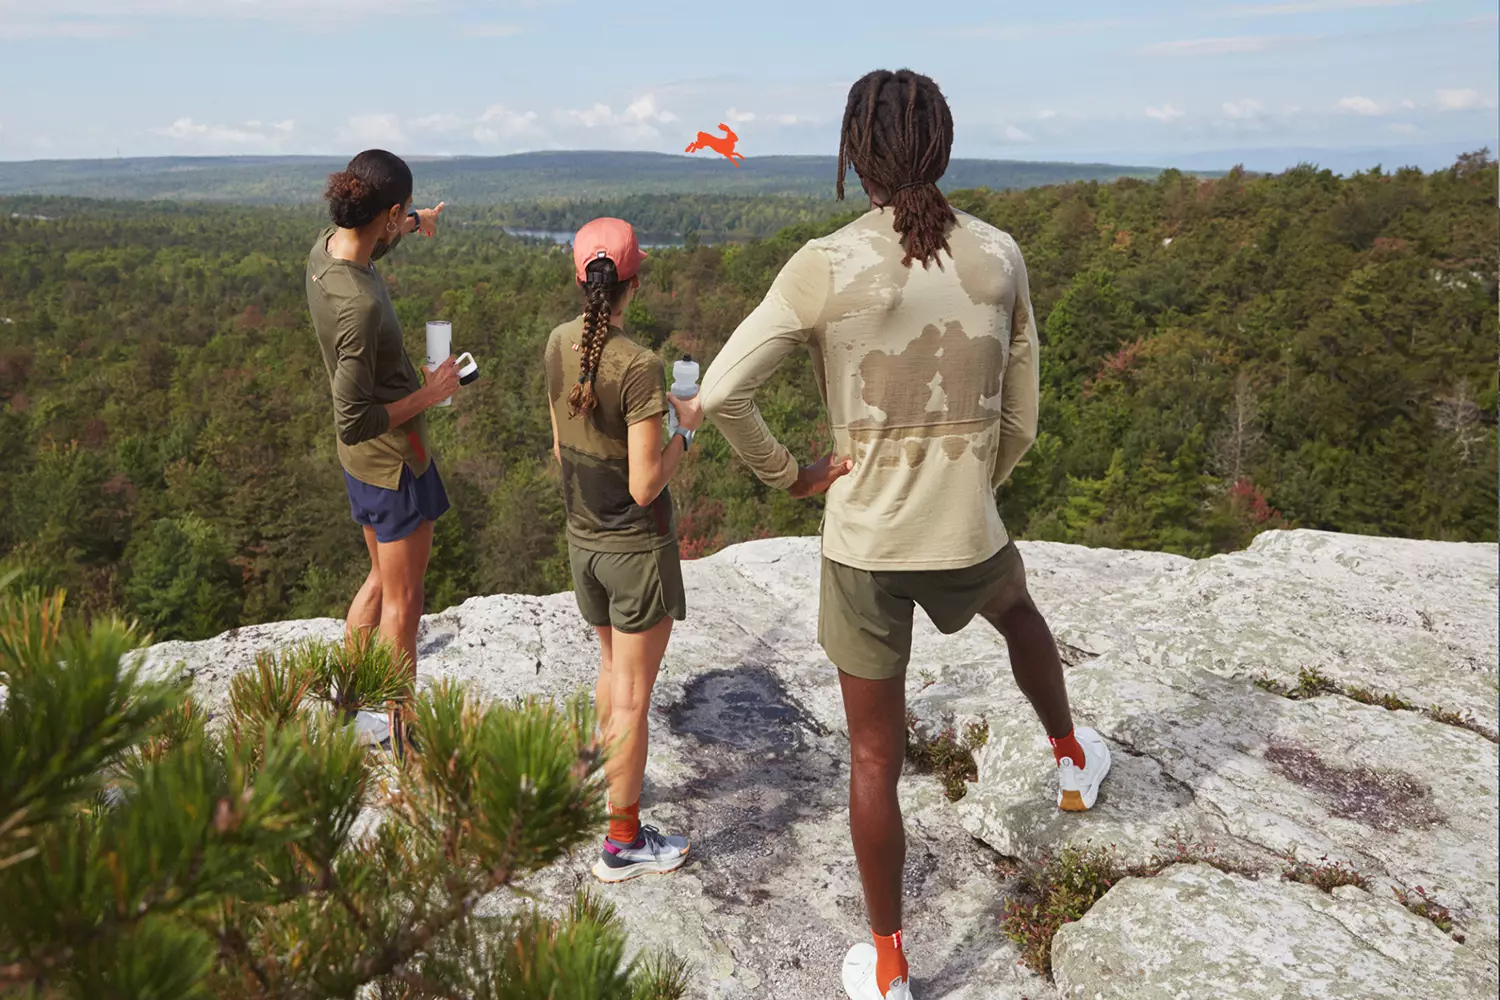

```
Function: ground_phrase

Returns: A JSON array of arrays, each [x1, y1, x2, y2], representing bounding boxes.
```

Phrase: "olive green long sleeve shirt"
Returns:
[[699, 208, 1039, 571], [306, 229, 432, 489]]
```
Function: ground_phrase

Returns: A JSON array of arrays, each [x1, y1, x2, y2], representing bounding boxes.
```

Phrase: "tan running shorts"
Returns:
[[569, 543, 687, 634], [818, 542, 1025, 680]]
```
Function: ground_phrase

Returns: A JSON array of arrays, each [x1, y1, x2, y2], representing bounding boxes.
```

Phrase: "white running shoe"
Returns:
[[591, 825, 690, 883], [1057, 726, 1111, 811], [354, 709, 389, 746], [841, 942, 914, 1000]]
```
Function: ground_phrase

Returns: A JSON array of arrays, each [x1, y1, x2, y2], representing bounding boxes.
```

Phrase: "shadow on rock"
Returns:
[[659, 666, 850, 908]]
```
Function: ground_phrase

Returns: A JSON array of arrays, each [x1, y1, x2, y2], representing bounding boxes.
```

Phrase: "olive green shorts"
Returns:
[[568, 543, 687, 634], [818, 542, 1026, 680]]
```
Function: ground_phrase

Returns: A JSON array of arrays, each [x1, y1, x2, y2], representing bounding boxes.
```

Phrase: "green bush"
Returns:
[[0, 575, 686, 999]]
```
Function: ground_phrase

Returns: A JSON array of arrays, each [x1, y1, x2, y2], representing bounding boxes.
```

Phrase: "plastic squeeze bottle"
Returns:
[[668, 355, 700, 438]]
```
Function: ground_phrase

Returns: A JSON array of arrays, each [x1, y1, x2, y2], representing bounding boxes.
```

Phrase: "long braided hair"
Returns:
[[567, 255, 634, 418], [836, 69, 957, 268]]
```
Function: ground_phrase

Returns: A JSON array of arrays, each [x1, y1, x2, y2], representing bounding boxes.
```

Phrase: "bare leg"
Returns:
[[345, 526, 382, 644], [374, 520, 435, 703], [594, 626, 615, 740], [837, 669, 907, 936], [602, 616, 672, 812], [979, 577, 1073, 738]]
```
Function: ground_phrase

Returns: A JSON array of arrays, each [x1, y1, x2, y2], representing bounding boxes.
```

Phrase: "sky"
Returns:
[[0, 0, 1495, 171]]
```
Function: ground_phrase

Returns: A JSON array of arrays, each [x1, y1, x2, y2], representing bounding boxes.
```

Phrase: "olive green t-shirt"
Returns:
[[544, 317, 675, 552], [306, 228, 432, 489]]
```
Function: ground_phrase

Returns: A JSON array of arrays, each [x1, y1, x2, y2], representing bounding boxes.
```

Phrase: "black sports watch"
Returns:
[[407, 208, 421, 232], [675, 428, 694, 451]]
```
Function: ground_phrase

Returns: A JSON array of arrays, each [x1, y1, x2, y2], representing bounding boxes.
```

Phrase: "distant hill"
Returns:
[[0, 151, 1172, 204]]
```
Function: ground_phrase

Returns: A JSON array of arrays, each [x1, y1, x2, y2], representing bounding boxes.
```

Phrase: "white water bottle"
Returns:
[[668, 356, 699, 438], [671, 356, 700, 399], [425, 320, 454, 407]]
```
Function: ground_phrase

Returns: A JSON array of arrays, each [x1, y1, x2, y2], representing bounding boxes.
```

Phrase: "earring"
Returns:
[[387, 220, 398, 233]]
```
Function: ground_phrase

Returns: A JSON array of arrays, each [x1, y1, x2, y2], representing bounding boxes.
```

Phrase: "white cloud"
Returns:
[[1003, 125, 1034, 142], [0, 1, 445, 37], [1388, 122, 1419, 134], [1436, 88, 1489, 111], [338, 113, 406, 146], [272, 119, 295, 132], [1145, 104, 1185, 122], [1223, 0, 1429, 14], [0, 19, 135, 39], [152, 117, 273, 145], [566, 94, 678, 132], [1037, 109, 1059, 120], [928, 18, 1127, 41], [1335, 95, 1387, 116], [1139, 35, 1306, 56], [726, 108, 756, 123], [567, 104, 618, 129], [411, 113, 465, 133], [626, 95, 677, 124], [1221, 98, 1265, 119], [774, 114, 803, 125], [0, 0, 443, 17], [465, 22, 524, 38], [473, 104, 543, 144]]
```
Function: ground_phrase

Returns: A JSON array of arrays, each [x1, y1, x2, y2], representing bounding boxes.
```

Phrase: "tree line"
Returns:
[[0, 152, 1494, 641]]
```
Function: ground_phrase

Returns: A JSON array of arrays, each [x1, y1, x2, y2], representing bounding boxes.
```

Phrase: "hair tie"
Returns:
[[894, 180, 927, 193]]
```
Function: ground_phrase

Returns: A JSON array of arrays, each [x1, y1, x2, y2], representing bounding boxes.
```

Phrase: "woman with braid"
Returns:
[[700, 70, 1111, 999], [544, 217, 702, 883]]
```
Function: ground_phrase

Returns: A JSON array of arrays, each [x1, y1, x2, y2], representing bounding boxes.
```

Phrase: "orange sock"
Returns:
[[1050, 730, 1086, 770], [872, 929, 908, 995], [607, 800, 640, 845]]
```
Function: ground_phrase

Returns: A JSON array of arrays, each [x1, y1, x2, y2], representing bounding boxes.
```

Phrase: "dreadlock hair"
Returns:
[[837, 69, 958, 269], [567, 256, 634, 418]]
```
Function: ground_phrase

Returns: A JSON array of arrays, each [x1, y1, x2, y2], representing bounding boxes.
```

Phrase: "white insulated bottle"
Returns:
[[425, 321, 454, 407], [668, 355, 699, 438]]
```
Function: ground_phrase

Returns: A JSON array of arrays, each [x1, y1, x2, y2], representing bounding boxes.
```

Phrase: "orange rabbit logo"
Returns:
[[685, 123, 745, 167]]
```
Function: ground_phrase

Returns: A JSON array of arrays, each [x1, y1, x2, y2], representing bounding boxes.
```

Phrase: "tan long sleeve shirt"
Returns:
[[700, 208, 1039, 572]]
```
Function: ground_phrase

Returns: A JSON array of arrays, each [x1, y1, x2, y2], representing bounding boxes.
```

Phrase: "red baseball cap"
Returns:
[[573, 217, 648, 282]]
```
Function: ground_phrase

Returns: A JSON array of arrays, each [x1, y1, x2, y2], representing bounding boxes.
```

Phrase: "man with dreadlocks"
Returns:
[[700, 70, 1111, 999]]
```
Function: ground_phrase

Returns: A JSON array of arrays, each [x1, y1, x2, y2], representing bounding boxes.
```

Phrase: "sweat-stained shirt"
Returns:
[[544, 317, 676, 553], [306, 228, 432, 490], [699, 207, 1039, 572]]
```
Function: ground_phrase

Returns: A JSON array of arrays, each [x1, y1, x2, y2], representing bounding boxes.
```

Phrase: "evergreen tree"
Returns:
[[0, 574, 687, 999]]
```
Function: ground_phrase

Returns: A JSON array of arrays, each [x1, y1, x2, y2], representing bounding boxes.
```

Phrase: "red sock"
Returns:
[[1050, 730, 1086, 770], [607, 800, 640, 845], [872, 929, 908, 996]]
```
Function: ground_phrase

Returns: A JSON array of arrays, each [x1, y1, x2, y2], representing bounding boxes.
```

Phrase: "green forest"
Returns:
[[0, 152, 1495, 642], [0, 151, 1165, 204]]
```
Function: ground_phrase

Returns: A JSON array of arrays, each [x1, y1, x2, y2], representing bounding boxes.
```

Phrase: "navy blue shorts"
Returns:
[[345, 463, 450, 543]]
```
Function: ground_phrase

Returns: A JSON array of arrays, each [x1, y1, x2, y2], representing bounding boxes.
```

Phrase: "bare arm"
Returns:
[[628, 418, 689, 507], [992, 244, 1040, 488]]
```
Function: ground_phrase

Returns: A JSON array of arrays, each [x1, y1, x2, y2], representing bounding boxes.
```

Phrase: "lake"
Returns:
[[506, 228, 701, 249]]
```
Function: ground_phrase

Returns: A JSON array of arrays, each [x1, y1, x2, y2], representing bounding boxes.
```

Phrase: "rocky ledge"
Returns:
[[144, 529, 1499, 999]]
